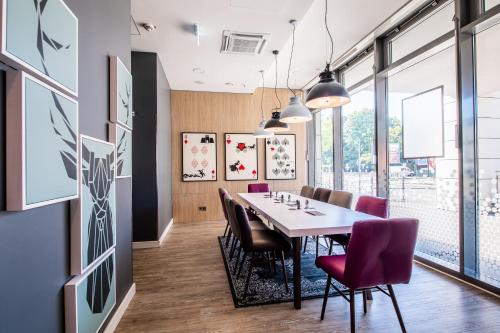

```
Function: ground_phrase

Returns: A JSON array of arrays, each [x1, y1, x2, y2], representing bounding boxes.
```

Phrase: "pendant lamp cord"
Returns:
[[274, 51, 281, 110], [325, 0, 334, 66], [260, 70, 265, 120], [286, 21, 297, 97]]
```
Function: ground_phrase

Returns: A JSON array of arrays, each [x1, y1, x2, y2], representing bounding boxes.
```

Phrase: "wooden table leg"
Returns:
[[292, 237, 302, 309]]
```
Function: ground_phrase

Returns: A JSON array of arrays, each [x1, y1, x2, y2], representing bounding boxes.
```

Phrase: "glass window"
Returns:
[[474, 21, 500, 288], [314, 109, 334, 188], [389, 1, 454, 63], [342, 53, 374, 89], [485, 0, 500, 10], [341, 82, 376, 205], [387, 43, 459, 270]]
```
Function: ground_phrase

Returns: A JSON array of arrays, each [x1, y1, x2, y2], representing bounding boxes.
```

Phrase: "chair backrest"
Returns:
[[355, 195, 388, 218], [224, 196, 240, 239], [313, 187, 332, 203], [300, 185, 315, 199], [231, 200, 253, 251], [218, 188, 230, 221], [328, 190, 353, 209], [248, 183, 270, 193], [344, 218, 419, 290]]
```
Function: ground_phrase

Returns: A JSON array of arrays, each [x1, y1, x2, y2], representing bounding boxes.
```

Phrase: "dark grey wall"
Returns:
[[0, 1, 132, 332], [131, 52, 172, 242], [156, 57, 173, 237]]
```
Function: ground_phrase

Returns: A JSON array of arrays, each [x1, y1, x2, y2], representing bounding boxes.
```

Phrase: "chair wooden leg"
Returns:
[[350, 290, 356, 333], [362, 290, 367, 314], [233, 247, 242, 274], [328, 238, 334, 255], [320, 275, 331, 320], [223, 222, 229, 236], [303, 236, 308, 253], [243, 257, 254, 299], [279, 251, 289, 293], [237, 252, 247, 278], [225, 230, 232, 247], [387, 285, 407, 333], [230, 238, 238, 259]]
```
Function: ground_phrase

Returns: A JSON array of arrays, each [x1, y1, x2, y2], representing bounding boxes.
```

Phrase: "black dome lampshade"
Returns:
[[305, 64, 351, 109], [264, 111, 289, 132]]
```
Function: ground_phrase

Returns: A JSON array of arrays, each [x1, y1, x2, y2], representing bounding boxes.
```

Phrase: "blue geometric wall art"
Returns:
[[65, 249, 116, 333], [110, 56, 133, 130], [0, 0, 78, 96], [6, 70, 79, 211], [71, 135, 116, 275]]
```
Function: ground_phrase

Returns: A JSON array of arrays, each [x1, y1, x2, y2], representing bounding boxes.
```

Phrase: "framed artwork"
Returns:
[[71, 135, 116, 275], [402, 86, 445, 159], [65, 249, 116, 333], [109, 123, 132, 178], [110, 56, 133, 130], [6, 70, 78, 211], [265, 134, 296, 180], [182, 132, 217, 182], [224, 133, 258, 181], [0, 0, 78, 96]]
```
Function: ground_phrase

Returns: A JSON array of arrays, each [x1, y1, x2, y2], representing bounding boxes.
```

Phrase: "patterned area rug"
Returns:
[[218, 235, 349, 307]]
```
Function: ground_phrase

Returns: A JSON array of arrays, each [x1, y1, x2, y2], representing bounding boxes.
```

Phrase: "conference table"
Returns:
[[238, 191, 381, 310]]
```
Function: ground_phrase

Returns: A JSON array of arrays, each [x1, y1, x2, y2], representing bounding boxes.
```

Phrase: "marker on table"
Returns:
[[296, 199, 301, 210]]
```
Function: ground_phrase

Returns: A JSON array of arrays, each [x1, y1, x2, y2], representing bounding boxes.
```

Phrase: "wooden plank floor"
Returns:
[[116, 220, 500, 333]]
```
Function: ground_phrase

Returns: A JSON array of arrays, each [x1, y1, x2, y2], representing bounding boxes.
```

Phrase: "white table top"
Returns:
[[238, 192, 381, 238]]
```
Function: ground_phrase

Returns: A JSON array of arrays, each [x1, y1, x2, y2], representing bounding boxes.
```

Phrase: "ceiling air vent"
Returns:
[[220, 30, 269, 55]]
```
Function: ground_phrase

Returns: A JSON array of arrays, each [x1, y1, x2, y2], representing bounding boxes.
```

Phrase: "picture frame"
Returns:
[[110, 56, 133, 130], [6, 70, 79, 211], [109, 123, 132, 178], [71, 135, 116, 275], [265, 134, 297, 180], [182, 132, 217, 182], [0, 0, 79, 97], [224, 133, 258, 181]]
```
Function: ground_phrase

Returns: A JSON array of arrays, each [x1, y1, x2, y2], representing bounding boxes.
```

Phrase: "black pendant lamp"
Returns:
[[305, 0, 351, 109], [265, 50, 289, 132]]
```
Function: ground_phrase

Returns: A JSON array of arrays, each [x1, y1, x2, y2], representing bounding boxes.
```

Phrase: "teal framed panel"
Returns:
[[110, 56, 133, 130], [109, 123, 132, 178], [0, 0, 78, 96], [6, 70, 79, 211], [65, 249, 116, 333], [71, 135, 116, 275]]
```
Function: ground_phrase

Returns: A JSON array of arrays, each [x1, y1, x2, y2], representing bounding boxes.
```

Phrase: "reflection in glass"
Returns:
[[314, 109, 334, 188]]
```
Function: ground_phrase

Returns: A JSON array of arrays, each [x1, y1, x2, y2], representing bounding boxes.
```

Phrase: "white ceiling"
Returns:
[[131, 0, 409, 93]]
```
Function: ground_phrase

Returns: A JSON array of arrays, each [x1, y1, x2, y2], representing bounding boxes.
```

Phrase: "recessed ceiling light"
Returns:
[[192, 67, 205, 74], [194, 80, 204, 85]]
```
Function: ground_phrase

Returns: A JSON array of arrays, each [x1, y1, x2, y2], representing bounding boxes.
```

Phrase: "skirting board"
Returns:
[[103, 283, 136, 333], [132, 218, 173, 249]]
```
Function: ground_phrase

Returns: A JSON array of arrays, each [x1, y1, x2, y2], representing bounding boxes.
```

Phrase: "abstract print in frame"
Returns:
[[224, 133, 258, 181], [65, 249, 116, 333], [71, 135, 116, 275], [265, 134, 296, 180], [109, 123, 132, 178], [182, 132, 217, 182], [6, 71, 78, 211], [0, 0, 78, 96], [110, 56, 133, 130]]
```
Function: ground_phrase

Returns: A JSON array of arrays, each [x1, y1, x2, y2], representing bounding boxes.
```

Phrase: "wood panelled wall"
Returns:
[[171, 88, 307, 222]]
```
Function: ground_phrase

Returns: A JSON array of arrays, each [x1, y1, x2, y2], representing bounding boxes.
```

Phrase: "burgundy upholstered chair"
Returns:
[[316, 218, 419, 333], [327, 195, 388, 254], [231, 200, 290, 298], [248, 183, 270, 193]]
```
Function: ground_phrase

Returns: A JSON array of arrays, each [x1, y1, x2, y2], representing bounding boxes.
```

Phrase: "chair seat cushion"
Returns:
[[249, 219, 269, 230], [315, 255, 347, 283], [327, 233, 350, 246], [251, 229, 291, 252]]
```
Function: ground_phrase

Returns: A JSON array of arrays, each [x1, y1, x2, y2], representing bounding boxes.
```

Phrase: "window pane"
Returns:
[[388, 43, 459, 270], [342, 83, 376, 205], [343, 54, 374, 89], [314, 109, 334, 188], [475, 21, 500, 288], [390, 1, 454, 63], [485, 0, 500, 10]]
